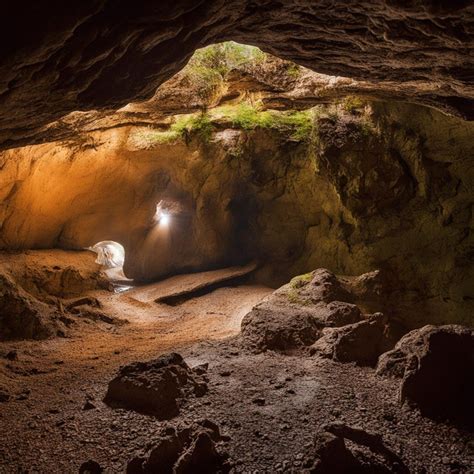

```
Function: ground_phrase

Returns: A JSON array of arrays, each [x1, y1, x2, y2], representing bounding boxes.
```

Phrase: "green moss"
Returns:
[[342, 95, 365, 114], [211, 103, 315, 142], [162, 113, 215, 142], [134, 113, 215, 146], [276, 111, 313, 141], [286, 63, 301, 78], [137, 104, 319, 148], [290, 272, 313, 289]]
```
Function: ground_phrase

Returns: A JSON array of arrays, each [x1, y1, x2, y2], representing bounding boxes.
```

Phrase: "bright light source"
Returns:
[[160, 212, 170, 226]]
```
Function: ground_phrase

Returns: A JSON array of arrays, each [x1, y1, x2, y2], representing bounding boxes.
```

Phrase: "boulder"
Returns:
[[241, 305, 321, 353], [104, 353, 207, 418], [240, 269, 362, 352], [127, 420, 229, 474], [376, 325, 474, 428], [310, 313, 393, 366]]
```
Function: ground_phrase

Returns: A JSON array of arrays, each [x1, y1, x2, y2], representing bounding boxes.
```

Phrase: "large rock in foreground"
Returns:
[[104, 353, 208, 419], [126, 419, 230, 474], [376, 325, 474, 429], [241, 269, 371, 353]]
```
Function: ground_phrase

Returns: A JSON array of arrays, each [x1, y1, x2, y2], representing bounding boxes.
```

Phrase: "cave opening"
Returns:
[[0, 9, 473, 472]]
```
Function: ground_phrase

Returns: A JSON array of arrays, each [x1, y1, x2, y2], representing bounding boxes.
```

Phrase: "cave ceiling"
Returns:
[[0, 0, 473, 149]]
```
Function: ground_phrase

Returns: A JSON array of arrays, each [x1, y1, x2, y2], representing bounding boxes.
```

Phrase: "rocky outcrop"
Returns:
[[1, 1, 473, 149], [0, 271, 58, 340], [126, 420, 230, 473], [0, 250, 113, 340], [104, 353, 208, 418], [241, 269, 367, 353], [0, 251, 110, 300], [376, 325, 474, 429], [310, 313, 394, 366]]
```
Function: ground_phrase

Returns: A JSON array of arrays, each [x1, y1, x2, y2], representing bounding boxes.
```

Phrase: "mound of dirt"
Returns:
[[376, 324, 474, 429], [104, 353, 208, 418], [126, 419, 230, 473]]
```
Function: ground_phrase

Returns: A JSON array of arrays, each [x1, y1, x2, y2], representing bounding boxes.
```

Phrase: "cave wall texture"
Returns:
[[1, 0, 473, 149], [0, 100, 472, 329]]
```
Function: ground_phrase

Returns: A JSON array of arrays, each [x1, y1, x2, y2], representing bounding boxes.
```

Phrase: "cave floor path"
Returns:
[[0, 279, 272, 472]]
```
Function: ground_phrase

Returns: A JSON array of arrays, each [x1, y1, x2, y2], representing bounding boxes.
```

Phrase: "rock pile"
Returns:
[[126, 419, 230, 473], [241, 269, 394, 365]]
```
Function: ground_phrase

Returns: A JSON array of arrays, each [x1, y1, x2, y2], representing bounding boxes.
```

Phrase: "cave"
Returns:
[[0, 3, 473, 473]]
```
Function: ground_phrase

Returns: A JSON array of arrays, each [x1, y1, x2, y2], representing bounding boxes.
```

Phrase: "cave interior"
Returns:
[[0, 2, 473, 473]]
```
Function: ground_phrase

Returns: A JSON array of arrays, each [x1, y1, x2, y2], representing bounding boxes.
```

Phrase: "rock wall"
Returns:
[[0, 100, 473, 328]]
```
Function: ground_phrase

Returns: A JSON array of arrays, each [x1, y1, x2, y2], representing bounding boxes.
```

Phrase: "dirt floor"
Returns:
[[0, 280, 473, 473]]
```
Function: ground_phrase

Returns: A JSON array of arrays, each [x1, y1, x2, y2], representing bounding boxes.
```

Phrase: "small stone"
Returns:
[[5, 350, 18, 361], [219, 370, 232, 377], [0, 389, 10, 402], [83, 400, 96, 410], [193, 363, 209, 375], [252, 397, 266, 406], [16, 390, 30, 401]]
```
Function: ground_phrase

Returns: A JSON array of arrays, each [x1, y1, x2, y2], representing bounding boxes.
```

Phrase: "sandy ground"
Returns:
[[0, 283, 473, 473], [0, 284, 272, 473]]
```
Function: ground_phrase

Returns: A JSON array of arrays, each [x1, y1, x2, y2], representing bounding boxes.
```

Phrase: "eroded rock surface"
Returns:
[[310, 313, 394, 366], [0, 271, 59, 340], [0, 250, 113, 340], [376, 324, 474, 428], [104, 353, 208, 418], [241, 269, 369, 353]]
